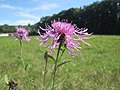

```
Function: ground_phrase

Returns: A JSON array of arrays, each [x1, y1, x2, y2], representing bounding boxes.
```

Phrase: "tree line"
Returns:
[[0, 0, 120, 35], [36, 0, 120, 35], [0, 24, 37, 35]]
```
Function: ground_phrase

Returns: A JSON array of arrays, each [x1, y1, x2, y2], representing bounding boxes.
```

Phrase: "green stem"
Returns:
[[52, 43, 62, 90], [43, 59, 47, 90], [19, 38, 25, 70]]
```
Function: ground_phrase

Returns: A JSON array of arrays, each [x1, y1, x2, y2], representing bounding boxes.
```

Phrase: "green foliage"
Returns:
[[0, 24, 38, 35], [0, 24, 16, 33], [0, 35, 120, 90]]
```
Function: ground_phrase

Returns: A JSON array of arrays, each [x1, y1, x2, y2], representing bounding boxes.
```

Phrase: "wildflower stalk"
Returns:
[[52, 42, 62, 90], [43, 52, 48, 90], [19, 38, 25, 70], [43, 61, 47, 90]]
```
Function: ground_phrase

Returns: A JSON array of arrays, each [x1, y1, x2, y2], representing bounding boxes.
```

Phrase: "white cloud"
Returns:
[[0, 2, 58, 25], [0, 20, 11, 25], [14, 20, 35, 25], [0, 2, 58, 11], [18, 11, 39, 20], [0, 19, 36, 25], [32, 3, 58, 11], [41, 3, 58, 10], [0, 4, 15, 9]]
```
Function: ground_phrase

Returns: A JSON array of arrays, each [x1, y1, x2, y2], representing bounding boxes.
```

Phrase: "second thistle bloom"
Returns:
[[38, 19, 91, 56], [12, 27, 30, 41]]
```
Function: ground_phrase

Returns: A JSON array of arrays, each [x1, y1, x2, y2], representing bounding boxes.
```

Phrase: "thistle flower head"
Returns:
[[12, 27, 30, 41], [38, 19, 91, 56]]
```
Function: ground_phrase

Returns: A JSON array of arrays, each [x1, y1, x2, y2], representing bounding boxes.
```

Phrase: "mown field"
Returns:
[[0, 35, 120, 90]]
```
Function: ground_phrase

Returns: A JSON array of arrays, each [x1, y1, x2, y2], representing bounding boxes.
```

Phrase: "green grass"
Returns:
[[0, 35, 120, 90]]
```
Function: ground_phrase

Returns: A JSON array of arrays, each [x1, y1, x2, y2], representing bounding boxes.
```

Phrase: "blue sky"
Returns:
[[0, 0, 101, 25]]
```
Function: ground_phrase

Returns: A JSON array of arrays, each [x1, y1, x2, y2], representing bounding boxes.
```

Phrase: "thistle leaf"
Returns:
[[57, 60, 71, 68], [59, 49, 65, 60], [25, 64, 31, 71], [4, 74, 9, 85], [48, 55, 55, 62]]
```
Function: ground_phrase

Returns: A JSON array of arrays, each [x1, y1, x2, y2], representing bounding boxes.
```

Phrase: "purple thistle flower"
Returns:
[[38, 19, 91, 56], [12, 27, 30, 41]]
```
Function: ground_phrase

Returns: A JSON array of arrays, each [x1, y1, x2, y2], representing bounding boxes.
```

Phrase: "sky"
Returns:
[[0, 0, 101, 25]]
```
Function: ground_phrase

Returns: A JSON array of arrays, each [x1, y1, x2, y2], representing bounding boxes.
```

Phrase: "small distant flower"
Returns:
[[12, 27, 30, 41], [38, 19, 91, 56]]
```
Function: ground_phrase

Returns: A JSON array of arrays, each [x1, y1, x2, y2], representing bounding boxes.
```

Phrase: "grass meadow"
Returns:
[[0, 35, 120, 90]]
